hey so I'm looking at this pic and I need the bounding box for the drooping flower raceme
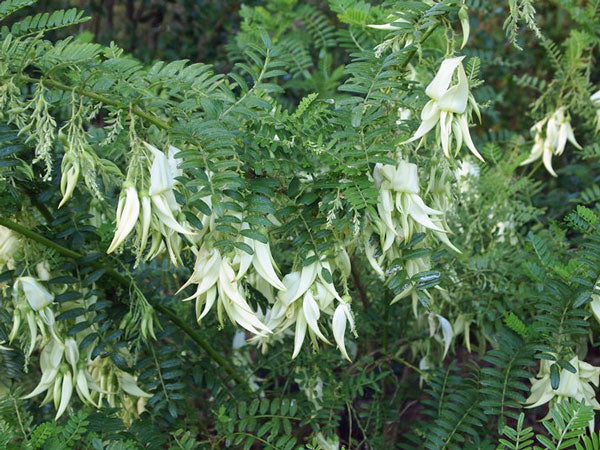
[21,287,153,422]
[86,353,152,423]
[178,242,274,336]
[525,356,600,413]
[368,2,469,56]
[252,255,356,361]
[426,168,461,253]
[402,56,483,161]
[520,107,581,177]
[107,142,193,265]
[21,337,104,419]
[366,161,457,278]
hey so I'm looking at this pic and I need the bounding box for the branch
[17,75,170,130]
[350,257,369,310]
[0,216,248,388]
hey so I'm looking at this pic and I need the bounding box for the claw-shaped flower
[525,356,600,415]
[107,185,140,253]
[372,161,457,254]
[0,225,19,269]
[253,255,354,360]
[402,56,483,161]
[178,245,271,336]
[59,158,79,208]
[520,107,581,177]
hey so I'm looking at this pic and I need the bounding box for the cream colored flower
[87,355,152,423]
[374,161,445,245]
[107,185,140,253]
[366,161,457,279]
[525,356,600,411]
[235,224,286,291]
[403,56,483,161]
[520,107,581,177]
[0,225,20,268]
[591,90,600,131]
[255,255,355,360]
[178,245,271,336]
[108,143,193,264]
[59,156,80,208]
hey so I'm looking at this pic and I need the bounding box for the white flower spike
[520,107,581,177]
[403,56,484,162]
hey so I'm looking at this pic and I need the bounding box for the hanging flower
[107,143,194,264]
[107,185,140,254]
[235,224,286,291]
[426,168,461,253]
[366,161,457,278]
[58,154,80,208]
[86,355,152,423]
[254,255,356,360]
[178,244,272,336]
[402,56,483,161]
[525,356,600,412]
[591,90,600,132]
[0,225,20,269]
[11,276,57,356]
[374,161,445,243]
[520,107,581,177]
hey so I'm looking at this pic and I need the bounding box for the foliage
[0,0,600,448]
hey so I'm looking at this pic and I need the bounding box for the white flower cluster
[520,107,581,177]
[8,274,151,420]
[108,143,194,265]
[526,356,600,418]
[253,255,356,361]
[403,56,483,162]
[366,161,458,279]
[179,198,357,360]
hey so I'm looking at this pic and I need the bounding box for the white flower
[332,301,355,361]
[315,432,340,450]
[258,256,354,360]
[117,371,152,398]
[59,158,79,208]
[178,245,271,336]
[590,292,600,325]
[107,185,140,253]
[520,107,581,177]
[403,56,483,161]
[591,90,600,131]
[0,225,20,268]
[13,276,53,311]
[427,313,454,359]
[525,356,600,412]
[146,143,193,236]
[367,162,457,277]
[36,261,51,281]
[236,224,286,291]
[458,6,470,49]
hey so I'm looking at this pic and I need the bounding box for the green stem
[401,25,439,70]
[17,75,170,130]
[0,216,247,387]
